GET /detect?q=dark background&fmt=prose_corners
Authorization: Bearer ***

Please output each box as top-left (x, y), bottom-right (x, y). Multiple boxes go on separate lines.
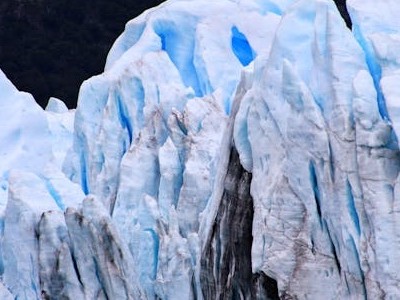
top-left (0, 0), bottom-right (165, 108)
top-left (0, 0), bottom-right (350, 109)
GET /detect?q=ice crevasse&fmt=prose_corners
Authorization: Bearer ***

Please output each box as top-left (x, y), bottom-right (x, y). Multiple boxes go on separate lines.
top-left (1, 0), bottom-right (400, 299)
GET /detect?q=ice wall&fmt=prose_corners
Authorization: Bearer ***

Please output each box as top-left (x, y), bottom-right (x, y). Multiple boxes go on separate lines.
top-left (234, 0), bottom-right (400, 297)
top-left (1, 0), bottom-right (400, 299)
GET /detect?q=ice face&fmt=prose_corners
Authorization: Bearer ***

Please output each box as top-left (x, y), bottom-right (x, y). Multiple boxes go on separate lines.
top-left (0, 72), bottom-right (85, 299)
top-left (0, 70), bottom-right (51, 175)
top-left (233, 0), bottom-right (400, 298)
top-left (62, 0), bottom-right (286, 297)
top-left (2, 0), bottom-right (400, 298)
top-left (347, 0), bottom-right (400, 139)
top-left (64, 0), bottom-right (283, 211)
top-left (0, 71), bottom-right (77, 204)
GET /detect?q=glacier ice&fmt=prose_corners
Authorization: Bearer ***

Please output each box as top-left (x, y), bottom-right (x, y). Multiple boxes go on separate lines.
top-left (1, 0), bottom-right (400, 299)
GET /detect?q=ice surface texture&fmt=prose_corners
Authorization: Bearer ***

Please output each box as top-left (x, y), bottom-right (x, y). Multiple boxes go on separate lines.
top-left (1, 0), bottom-right (400, 299)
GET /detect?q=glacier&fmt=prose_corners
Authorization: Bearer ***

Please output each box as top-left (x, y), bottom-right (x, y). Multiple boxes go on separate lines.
top-left (1, 0), bottom-right (400, 299)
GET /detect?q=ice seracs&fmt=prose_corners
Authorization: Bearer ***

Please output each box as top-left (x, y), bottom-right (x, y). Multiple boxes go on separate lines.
top-left (2, 0), bottom-right (400, 298)
top-left (233, 0), bottom-right (386, 297)
top-left (0, 69), bottom-right (52, 175)
top-left (0, 71), bottom-right (84, 299)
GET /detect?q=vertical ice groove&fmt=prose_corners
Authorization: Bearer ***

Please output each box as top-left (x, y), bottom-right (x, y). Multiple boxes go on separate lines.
top-left (323, 220), bottom-right (341, 275)
top-left (347, 236), bottom-right (367, 296)
top-left (143, 228), bottom-right (160, 280)
top-left (116, 92), bottom-right (133, 145)
top-left (79, 148), bottom-right (89, 195)
top-left (351, 24), bottom-right (388, 120)
top-left (346, 179), bottom-right (361, 236)
top-left (309, 161), bottom-right (322, 226)
top-left (42, 178), bottom-right (65, 211)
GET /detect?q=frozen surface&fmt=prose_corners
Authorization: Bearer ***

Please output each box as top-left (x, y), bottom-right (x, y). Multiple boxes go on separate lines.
top-left (0, 70), bottom-right (51, 175)
top-left (1, 0), bottom-right (400, 298)
top-left (0, 72), bottom-right (84, 298)
top-left (234, 0), bottom-right (400, 297)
